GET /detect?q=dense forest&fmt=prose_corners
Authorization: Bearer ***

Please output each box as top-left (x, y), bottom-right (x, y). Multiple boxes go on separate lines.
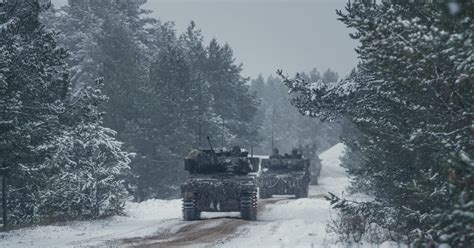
top-left (1, 0), bottom-right (264, 223)
top-left (41, 1), bottom-right (265, 201)
top-left (280, 1), bottom-right (473, 246)
top-left (1, 1), bottom-right (472, 247)
top-left (251, 69), bottom-right (341, 155)
top-left (0, 0), bottom-right (340, 224)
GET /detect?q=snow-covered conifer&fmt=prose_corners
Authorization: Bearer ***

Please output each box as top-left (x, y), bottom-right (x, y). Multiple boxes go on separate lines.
top-left (280, 1), bottom-right (473, 246)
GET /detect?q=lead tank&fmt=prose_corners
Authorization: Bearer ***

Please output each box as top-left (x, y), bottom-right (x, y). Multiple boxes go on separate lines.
top-left (259, 148), bottom-right (311, 199)
top-left (181, 137), bottom-right (259, 221)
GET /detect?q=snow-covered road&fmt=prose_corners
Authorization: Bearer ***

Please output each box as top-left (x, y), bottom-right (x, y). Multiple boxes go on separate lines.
top-left (218, 143), bottom-right (349, 248)
top-left (0, 143), bottom-right (348, 248)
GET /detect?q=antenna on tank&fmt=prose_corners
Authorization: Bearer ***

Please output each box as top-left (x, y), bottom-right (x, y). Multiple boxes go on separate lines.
top-left (221, 119), bottom-right (225, 148)
top-left (271, 106), bottom-right (275, 148)
top-left (198, 72), bottom-right (202, 148)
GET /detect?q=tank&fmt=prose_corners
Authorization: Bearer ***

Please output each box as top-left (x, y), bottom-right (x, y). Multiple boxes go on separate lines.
top-left (259, 148), bottom-right (311, 199)
top-left (309, 157), bottom-right (322, 185)
top-left (180, 137), bottom-right (259, 221)
top-left (299, 144), bottom-right (322, 185)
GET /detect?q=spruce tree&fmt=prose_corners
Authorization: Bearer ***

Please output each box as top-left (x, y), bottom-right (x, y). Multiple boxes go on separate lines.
top-left (40, 79), bottom-right (132, 220)
top-left (0, 0), bottom-right (70, 223)
top-left (1, 0), bottom-right (131, 224)
top-left (250, 70), bottom-right (342, 155)
top-left (204, 37), bottom-right (260, 147)
top-left (41, 4), bottom-right (263, 200)
top-left (279, 1), bottom-right (473, 246)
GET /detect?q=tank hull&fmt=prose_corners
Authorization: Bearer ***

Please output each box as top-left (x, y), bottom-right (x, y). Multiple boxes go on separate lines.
top-left (181, 147), bottom-right (259, 221)
top-left (181, 174), bottom-right (258, 220)
top-left (259, 158), bottom-right (311, 199)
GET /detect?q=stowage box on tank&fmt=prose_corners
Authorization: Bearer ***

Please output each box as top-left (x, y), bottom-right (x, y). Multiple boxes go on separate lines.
top-left (180, 138), bottom-right (259, 221)
top-left (259, 148), bottom-right (311, 199)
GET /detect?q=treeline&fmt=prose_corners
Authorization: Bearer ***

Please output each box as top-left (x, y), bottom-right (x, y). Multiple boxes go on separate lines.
top-left (0, 0), bottom-right (260, 225)
top-left (250, 69), bottom-right (348, 158)
top-left (280, 1), bottom-right (473, 247)
top-left (42, 1), bottom-right (260, 201)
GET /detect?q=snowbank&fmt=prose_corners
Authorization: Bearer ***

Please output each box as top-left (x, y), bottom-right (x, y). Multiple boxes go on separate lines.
top-left (0, 199), bottom-right (182, 247)
top-left (319, 142), bottom-right (349, 196)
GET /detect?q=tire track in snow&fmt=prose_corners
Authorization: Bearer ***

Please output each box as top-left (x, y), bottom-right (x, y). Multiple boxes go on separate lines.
top-left (67, 218), bottom-right (180, 247)
top-left (106, 198), bottom-right (289, 247)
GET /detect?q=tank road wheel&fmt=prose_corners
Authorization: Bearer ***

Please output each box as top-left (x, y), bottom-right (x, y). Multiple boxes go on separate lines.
top-left (259, 188), bottom-right (272, 199)
top-left (240, 190), bottom-right (257, 221)
top-left (182, 199), bottom-right (200, 221)
top-left (295, 186), bottom-right (309, 199)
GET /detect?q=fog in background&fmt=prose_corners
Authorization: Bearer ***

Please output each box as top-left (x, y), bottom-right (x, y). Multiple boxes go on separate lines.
top-left (52, 0), bottom-right (357, 78)
top-left (5, 1), bottom-right (472, 245)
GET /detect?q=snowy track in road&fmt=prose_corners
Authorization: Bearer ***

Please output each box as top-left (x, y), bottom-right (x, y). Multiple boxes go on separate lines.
top-left (0, 200), bottom-right (184, 247)
top-left (0, 143), bottom-right (348, 248)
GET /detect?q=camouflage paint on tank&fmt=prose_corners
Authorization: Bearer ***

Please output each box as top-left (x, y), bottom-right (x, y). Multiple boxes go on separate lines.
top-left (181, 147), bottom-right (258, 220)
top-left (259, 154), bottom-right (311, 199)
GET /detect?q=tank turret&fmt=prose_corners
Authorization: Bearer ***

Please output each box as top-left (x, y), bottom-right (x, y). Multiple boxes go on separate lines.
top-left (184, 138), bottom-right (257, 175)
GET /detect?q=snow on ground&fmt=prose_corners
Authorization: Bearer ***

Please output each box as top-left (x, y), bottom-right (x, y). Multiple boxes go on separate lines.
top-left (318, 142), bottom-right (350, 196)
top-left (0, 199), bottom-right (183, 247)
top-left (215, 142), bottom-right (350, 248)
top-left (0, 143), bottom-right (351, 248)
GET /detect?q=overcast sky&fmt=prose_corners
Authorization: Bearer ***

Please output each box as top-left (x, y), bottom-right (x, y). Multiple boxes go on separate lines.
top-left (52, 0), bottom-right (358, 79)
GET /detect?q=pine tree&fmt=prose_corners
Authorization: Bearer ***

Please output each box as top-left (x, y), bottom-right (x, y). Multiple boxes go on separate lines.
top-left (131, 44), bottom-right (193, 200)
top-left (251, 70), bottom-right (342, 155)
top-left (44, 0), bottom-right (162, 200)
top-left (41, 5), bottom-right (262, 200)
top-left (279, 1), bottom-right (473, 246)
top-left (1, 0), bottom-right (131, 224)
top-left (40, 80), bottom-right (131, 219)
top-left (179, 22), bottom-right (217, 146)
top-left (0, 0), bottom-right (70, 223)
top-left (204, 37), bottom-right (260, 147)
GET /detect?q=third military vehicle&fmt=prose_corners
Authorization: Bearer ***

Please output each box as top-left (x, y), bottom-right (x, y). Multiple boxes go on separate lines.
top-left (309, 156), bottom-right (322, 185)
top-left (181, 137), bottom-right (259, 221)
top-left (259, 148), bottom-right (311, 199)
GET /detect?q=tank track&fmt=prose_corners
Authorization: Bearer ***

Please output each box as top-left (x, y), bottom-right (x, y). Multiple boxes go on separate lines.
top-left (295, 185), bottom-right (309, 199)
top-left (182, 198), bottom-right (201, 221)
top-left (240, 190), bottom-right (257, 221)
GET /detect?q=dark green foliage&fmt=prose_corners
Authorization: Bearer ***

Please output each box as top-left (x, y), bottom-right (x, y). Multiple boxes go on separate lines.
top-left (280, 1), bottom-right (473, 246)
top-left (325, 193), bottom-right (402, 244)
top-left (39, 80), bottom-right (132, 221)
top-left (1, 0), bottom-right (69, 224)
top-left (42, 2), bottom-right (261, 200)
top-left (205, 38), bottom-right (260, 147)
top-left (250, 71), bottom-right (346, 156)
top-left (1, 0), bottom-right (131, 224)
